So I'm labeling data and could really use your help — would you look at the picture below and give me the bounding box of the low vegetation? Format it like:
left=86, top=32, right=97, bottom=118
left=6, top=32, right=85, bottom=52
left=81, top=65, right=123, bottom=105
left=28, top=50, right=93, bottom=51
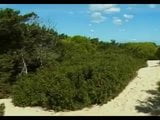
left=0, top=8, right=159, bottom=111
left=0, top=103, right=5, bottom=116
left=155, top=47, right=160, bottom=60
left=120, top=42, right=158, bottom=60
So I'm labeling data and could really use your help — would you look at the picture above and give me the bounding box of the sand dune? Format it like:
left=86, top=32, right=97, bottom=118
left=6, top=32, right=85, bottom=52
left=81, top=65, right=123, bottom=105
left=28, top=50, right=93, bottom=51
left=0, top=60, right=160, bottom=116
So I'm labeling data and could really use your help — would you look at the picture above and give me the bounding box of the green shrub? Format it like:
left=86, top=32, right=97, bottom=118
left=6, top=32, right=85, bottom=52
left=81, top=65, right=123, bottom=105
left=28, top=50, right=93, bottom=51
left=0, top=103, right=5, bottom=116
left=121, top=42, right=158, bottom=60
left=0, top=54, right=14, bottom=98
left=155, top=47, right=160, bottom=60
left=12, top=48, right=146, bottom=111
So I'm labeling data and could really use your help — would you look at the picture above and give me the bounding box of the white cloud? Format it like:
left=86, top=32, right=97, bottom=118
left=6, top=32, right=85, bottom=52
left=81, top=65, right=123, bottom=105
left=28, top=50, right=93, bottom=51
left=88, top=4, right=121, bottom=24
left=89, top=4, right=120, bottom=14
left=90, top=29, right=94, bottom=32
left=123, top=14, right=134, bottom=19
left=131, top=38, right=137, bottom=41
left=91, top=12, right=106, bottom=23
left=88, top=24, right=92, bottom=26
left=89, top=4, right=116, bottom=11
left=104, top=7, right=120, bottom=14
left=113, top=17, right=122, bottom=25
left=148, top=4, right=156, bottom=8
left=123, top=14, right=134, bottom=23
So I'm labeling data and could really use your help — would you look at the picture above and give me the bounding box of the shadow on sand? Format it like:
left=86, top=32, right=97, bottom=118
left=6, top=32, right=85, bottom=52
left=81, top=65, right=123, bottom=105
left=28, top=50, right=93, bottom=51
left=150, top=65, right=160, bottom=67
left=135, top=89, right=160, bottom=116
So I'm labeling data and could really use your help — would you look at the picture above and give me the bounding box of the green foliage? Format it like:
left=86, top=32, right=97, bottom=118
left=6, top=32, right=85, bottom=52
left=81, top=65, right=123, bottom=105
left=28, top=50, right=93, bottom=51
left=0, top=54, right=14, bottom=98
left=121, top=42, right=158, bottom=60
left=0, top=8, right=38, bottom=53
left=12, top=44, right=147, bottom=111
left=155, top=47, right=160, bottom=60
left=0, top=103, right=5, bottom=116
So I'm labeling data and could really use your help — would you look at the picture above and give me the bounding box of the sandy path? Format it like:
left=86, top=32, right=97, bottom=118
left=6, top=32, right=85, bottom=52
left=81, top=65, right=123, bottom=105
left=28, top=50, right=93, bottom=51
left=0, top=60, right=160, bottom=116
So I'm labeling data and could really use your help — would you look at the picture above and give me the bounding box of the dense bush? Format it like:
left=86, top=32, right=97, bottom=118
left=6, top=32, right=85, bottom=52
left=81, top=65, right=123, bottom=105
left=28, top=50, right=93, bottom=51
left=121, top=42, right=158, bottom=60
left=0, top=54, right=14, bottom=98
left=0, top=103, right=5, bottom=116
left=12, top=45, right=147, bottom=111
left=155, top=47, right=160, bottom=60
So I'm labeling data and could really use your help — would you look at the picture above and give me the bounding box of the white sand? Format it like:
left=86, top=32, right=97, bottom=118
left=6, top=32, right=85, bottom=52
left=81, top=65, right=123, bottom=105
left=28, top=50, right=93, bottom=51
left=0, top=60, right=160, bottom=116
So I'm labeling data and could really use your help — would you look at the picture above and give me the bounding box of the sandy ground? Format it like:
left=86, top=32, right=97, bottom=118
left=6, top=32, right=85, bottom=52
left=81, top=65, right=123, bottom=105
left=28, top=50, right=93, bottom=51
left=0, top=60, right=160, bottom=116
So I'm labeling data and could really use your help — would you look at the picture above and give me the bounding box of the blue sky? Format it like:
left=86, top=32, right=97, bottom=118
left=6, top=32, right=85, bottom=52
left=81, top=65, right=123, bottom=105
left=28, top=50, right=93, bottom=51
left=0, top=4, right=160, bottom=44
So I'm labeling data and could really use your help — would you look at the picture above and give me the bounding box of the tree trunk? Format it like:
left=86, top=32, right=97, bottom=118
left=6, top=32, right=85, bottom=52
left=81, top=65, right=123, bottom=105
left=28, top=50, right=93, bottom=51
left=21, top=51, right=28, bottom=75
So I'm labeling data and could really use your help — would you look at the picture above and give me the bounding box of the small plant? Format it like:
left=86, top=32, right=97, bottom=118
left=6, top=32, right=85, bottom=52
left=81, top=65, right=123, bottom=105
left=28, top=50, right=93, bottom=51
left=155, top=47, right=160, bottom=60
left=0, top=103, right=5, bottom=116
